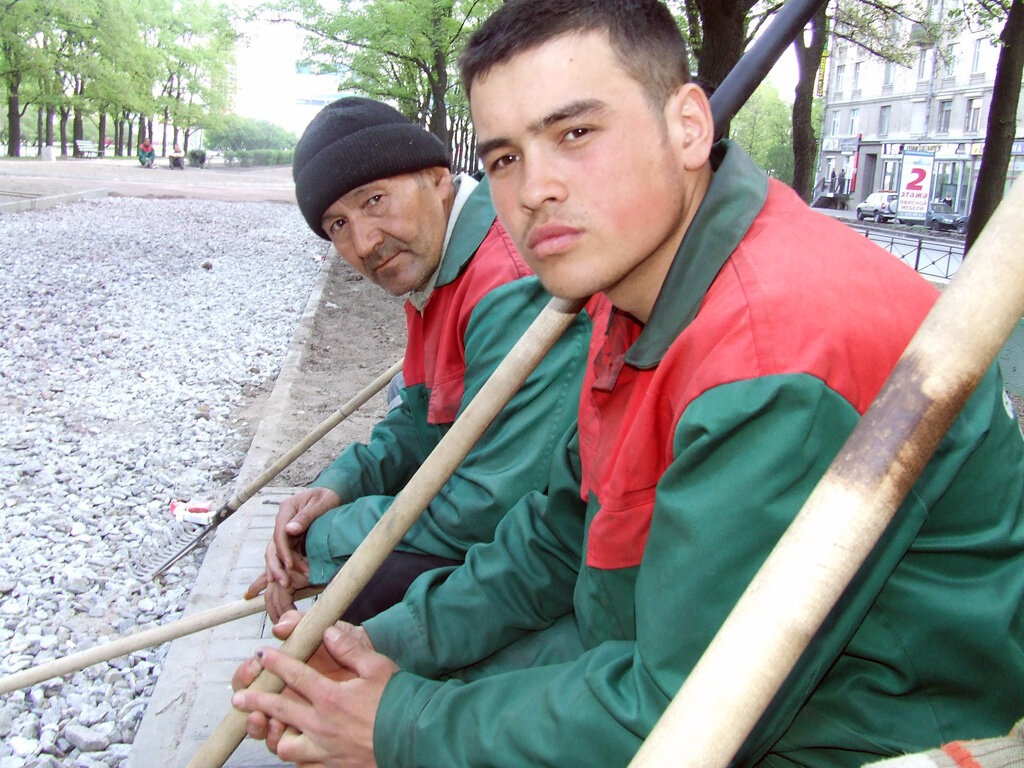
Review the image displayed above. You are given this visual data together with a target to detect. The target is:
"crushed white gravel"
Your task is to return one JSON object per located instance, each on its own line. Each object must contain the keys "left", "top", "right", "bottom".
{"left": 0, "top": 197, "right": 323, "bottom": 767}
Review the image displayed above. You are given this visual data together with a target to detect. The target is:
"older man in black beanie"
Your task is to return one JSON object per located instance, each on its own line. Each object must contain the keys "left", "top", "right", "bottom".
{"left": 246, "top": 97, "right": 589, "bottom": 623}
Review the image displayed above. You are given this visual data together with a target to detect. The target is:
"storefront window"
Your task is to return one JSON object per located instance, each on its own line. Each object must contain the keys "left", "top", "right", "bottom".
{"left": 881, "top": 159, "right": 900, "bottom": 191}
{"left": 932, "top": 161, "right": 962, "bottom": 208}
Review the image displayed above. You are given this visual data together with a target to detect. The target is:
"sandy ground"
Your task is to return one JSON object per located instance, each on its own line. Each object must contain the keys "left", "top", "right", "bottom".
{"left": 235, "top": 252, "right": 407, "bottom": 487}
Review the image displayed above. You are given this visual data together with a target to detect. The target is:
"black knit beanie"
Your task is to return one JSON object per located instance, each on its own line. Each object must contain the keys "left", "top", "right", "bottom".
{"left": 293, "top": 97, "right": 451, "bottom": 239}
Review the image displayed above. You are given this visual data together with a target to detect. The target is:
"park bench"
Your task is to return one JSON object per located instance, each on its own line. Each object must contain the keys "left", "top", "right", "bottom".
{"left": 75, "top": 140, "right": 99, "bottom": 157}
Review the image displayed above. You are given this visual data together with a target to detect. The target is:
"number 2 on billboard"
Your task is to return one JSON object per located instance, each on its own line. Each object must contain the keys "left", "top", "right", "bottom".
{"left": 906, "top": 168, "right": 927, "bottom": 191}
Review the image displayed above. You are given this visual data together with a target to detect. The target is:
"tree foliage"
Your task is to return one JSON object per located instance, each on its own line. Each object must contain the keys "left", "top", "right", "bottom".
{"left": 203, "top": 113, "right": 298, "bottom": 150}
{"left": 0, "top": 0, "right": 239, "bottom": 157}
{"left": 252, "top": 0, "right": 501, "bottom": 163}
{"left": 732, "top": 82, "right": 797, "bottom": 183}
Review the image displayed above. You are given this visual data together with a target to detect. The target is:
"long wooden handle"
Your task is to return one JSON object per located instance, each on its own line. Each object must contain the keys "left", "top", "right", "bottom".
{"left": 629, "top": 177, "right": 1024, "bottom": 767}
{"left": 0, "top": 588, "right": 323, "bottom": 696}
{"left": 186, "top": 295, "right": 584, "bottom": 768}
{"left": 222, "top": 360, "right": 403, "bottom": 513}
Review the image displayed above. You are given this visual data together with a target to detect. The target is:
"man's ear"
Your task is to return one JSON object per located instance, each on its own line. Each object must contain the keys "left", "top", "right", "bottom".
{"left": 424, "top": 165, "right": 453, "bottom": 190}
{"left": 664, "top": 83, "right": 714, "bottom": 171}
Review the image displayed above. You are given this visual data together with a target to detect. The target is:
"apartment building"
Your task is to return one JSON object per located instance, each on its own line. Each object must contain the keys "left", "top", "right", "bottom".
{"left": 817, "top": 7, "right": 1023, "bottom": 218}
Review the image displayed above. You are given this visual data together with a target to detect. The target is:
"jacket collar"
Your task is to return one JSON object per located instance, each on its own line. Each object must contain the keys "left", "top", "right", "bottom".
{"left": 625, "top": 139, "right": 768, "bottom": 369}
{"left": 435, "top": 174, "right": 497, "bottom": 289}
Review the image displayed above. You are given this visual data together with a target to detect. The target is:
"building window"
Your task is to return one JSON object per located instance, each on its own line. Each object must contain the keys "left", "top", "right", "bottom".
{"left": 964, "top": 98, "right": 981, "bottom": 132}
{"left": 848, "top": 108, "right": 860, "bottom": 136}
{"left": 937, "top": 100, "right": 952, "bottom": 133}
{"left": 830, "top": 110, "right": 841, "bottom": 137}
{"left": 853, "top": 62, "right": 861, "bottom": 90}
{"left": 972, "top": 38, "right": 983, "bottom": 73}
{"left": 882, "top": 160, "right": 900, "bottom": 190}
{"left": 834, "top": 64, "right": 845, "bottom": 93}
{"left": 879, "top": 105, "right": 891, "bottom": 135}
{"left": 918, "top": 48, "right": 930, "bottom": 80}
{"left": 884, "top": 61, "right": 895, "bottom": 86}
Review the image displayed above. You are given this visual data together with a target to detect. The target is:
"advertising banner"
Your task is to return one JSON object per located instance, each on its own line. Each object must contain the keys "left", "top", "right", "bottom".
{"left": 896, "top": 150, "right": 935, "bottom": 221}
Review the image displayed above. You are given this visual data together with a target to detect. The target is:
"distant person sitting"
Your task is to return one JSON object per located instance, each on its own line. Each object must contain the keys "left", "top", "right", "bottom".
{"left": 169, "top": 143, "right": 185, "bottom": 170}
{"left": 138, "top": 138, "right": 155, "bottom": 168}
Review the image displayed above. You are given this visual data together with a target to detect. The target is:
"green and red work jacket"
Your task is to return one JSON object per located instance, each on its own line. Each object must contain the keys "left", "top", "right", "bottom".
{"left": 364, "top": 142, "right": 1024, "bottom": 768}
{"left": 304, "top": 177, "right": 590, "bottom": 579}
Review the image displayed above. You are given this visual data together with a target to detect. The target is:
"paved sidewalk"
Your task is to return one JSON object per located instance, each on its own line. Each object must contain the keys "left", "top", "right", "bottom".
{"left": 0, "top": 155, "right": 295, "bottom": 210}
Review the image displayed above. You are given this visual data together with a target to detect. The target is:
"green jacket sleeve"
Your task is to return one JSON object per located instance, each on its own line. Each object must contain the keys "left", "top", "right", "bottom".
{"left": 305, "top": 278, "right": 590, "bottom": 579}
{"left": 369, "top": 374, "right": 901, "bottom": 768}
{"left": 364, "top": 427, "right": 586, "bottom": 678}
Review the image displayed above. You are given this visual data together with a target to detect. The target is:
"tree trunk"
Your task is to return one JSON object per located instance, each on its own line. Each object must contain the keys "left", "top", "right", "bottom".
{"left": 966, "top": 0, "right": 1024, "bottom": 251}
{"left": 37, "top": 107, "right": 44, "bottom": 154}
{"left": 791, "top": 3, "right": 828, "bottom": 202}
{"left": 98, "top": 112, "right": 107, "bottom": 157}
{"left": 45, "top": 107, "right": 54, "bottom": 146}
{"left": 162, "top": 106, "right": 170, "bottom": 155}
{"left": 691, "top": 0, "right": 751, "bottom": 90}
{"left": 689, "top": 0, "right": 756, "bottom": 137}
{"left": 6, "top": 75, "right": 22, "bottom": 157}
{"left": 427, "top": 2, "right": 451, "bottom": 145}
{"left": 73, "top": 107, "right": 84, "bottom": 157}
{"left": 58, "top": 108, "right": 70, "bottom": 156}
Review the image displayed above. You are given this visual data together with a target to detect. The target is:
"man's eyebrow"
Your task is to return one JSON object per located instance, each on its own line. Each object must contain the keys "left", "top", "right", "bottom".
{"left": 476, "top": 98, "right": 608, "bottom": 158}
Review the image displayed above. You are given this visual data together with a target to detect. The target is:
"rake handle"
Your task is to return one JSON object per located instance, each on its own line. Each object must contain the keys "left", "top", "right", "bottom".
{"left": 0, "top": 588, "right": 324, "bottom": 696}
{"left": 148, "top": 360, "right": 403, "bottom": 579}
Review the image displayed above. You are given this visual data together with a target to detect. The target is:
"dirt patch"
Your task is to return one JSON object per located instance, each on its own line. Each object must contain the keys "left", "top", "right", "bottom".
{"left": 234, "top": 253, "right": 406, "bottom": 487}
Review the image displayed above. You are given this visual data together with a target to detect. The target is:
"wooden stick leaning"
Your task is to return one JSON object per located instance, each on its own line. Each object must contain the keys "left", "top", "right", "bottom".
{"left": 149, "top": 360, "right": 404, "bottom": 578}
{"left": 629, "top": 179, "right": 1024, "bottom": 768}
{"left": 225, "top": 359, "right": 403, "bottom": 513}
{"left": 186, "top": 295, "right": 584, "bottom": 768}
{"left": 0, "top": 588, "right": 324, "bottom": 696}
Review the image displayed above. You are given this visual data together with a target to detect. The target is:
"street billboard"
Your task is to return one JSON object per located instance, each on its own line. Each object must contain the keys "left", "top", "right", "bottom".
{"left": 896, "top": 150, "right": 935, "bottom": 222}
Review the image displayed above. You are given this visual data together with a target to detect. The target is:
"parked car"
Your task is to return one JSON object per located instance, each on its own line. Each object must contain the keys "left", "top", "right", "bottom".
{"left": 856, "top": 191, "right": 899, "bottom": 223}
{"left": 925, "top": 200, "right": 968, "bottom": 234}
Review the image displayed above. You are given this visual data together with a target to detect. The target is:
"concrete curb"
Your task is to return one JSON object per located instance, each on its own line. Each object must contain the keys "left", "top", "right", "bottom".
{"left": 0, "top": 187, "right": 109, "bottom": 213}
{"left": 126, "top": 249, "right": 335, "bottom": 768}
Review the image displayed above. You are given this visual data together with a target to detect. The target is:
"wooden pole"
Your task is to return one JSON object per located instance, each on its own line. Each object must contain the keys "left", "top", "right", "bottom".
{"left": 186, "top": 296, "right": 584, "bottom": 768}
{"left": 629, "top": 177, "right": 1024, "bottom": 768}
{"left": 0, "top": 588, "right": 323, "bottom": 696}
{"left": 149, "top": 360, "right": 403, "bottom": 578}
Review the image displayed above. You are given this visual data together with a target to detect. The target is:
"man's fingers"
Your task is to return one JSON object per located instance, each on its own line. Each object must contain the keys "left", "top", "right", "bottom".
{"left": 271, "top": 610, "right": 303, "bottom": 641}
{"left": 265, "top": 583, "right": 297, "bottom": 624}
{"left": 322, "top": 624, "right": 396, "bottom": 679}
{"left": 277, "top": 725, "right": 330, "bottom": 766}
{"left": 244, "top": 571, "right": 269, "bottom": 601}
{"left": 244, "top": 710, "right": 271, "bottom": 742}
{"left": 231, "top": 655, "right": 263, "bottom": 692}
{"left": 246, "top": 647, "right": 332, "bottom": 706}
{"left": 266, "top": 536, "right": 291, "bottom": 585}
{"left": 232, "top": 663, "right": 317, "bottom": 733}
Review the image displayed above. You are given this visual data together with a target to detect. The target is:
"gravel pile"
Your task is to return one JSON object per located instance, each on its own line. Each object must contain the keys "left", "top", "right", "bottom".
{"left": 0, "top": 197, "right": 324, "bottom": 767}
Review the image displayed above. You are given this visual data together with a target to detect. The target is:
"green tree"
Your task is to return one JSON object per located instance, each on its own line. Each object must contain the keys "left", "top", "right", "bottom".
{"left": 254, "top": 0, "right": 501, "bottom": 147}
{"left": 153, "top": 0, "right": 237, "bottom": 154}
{"left": 732, "top": 82, "right": 796, "bottom": 182}
{"left": 1, "top": 0, "right": 55, "bottom": 155}
{"left": 203, "top": 113, "right": 297, "bottom": 151}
